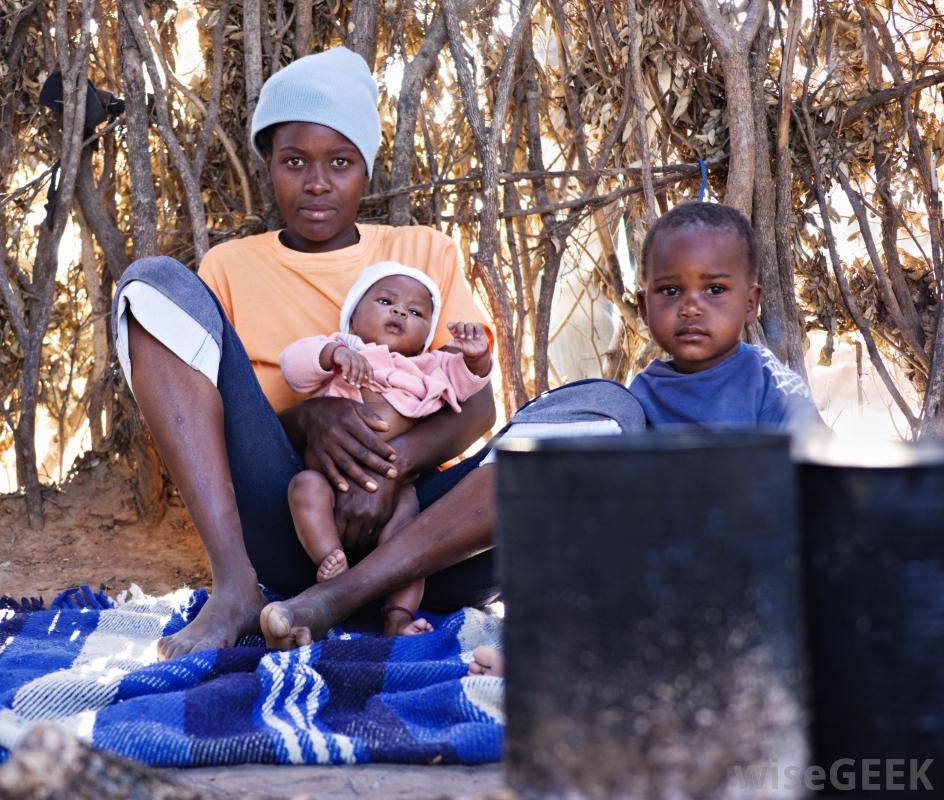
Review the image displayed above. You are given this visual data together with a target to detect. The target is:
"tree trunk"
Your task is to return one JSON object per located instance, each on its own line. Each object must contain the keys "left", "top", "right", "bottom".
{"left": 344, "top": 0, "right": 378, "bottom": 67}
{"left": 13, "top": 407, "right": 42, "bottom": 529}
{"left": 131, "top": 419, "right": 167, "bottom": 524}
{"left": 691, "top": 0, "right": 767, "bottom": 217}
{"left": 921, "top": 306, "right": 944, "bottom": 438}
{"left": 388, "top": 11, "right": 448, "bottom": 226}
{"left": 294, "top": 0, "right": 313, "bottom": 58}
{"left": 75, "top": 151, "right": 128, "bottom": 282}
{"left": 118, "top": 0, "right": 158, "bottom": 261}
{"left": 445, "top": 0, "right": 531, "bottom": 415}
{"left": 625, "top": 0, "right": 656, "bottom": 225}
{"left": 773, "top": 0, "right": 807, "bottom": 377}
{"left": 77, "top": 213, "right": 110, "bottom": 451}
{"left": 13, "top": 0, "right": 95, "bottom": 527}
{"left": 749, "top": 16, "right": 794, "bottom": 366}
{"left": 718, "top": 54, "right": 756, "bottom": 217}
{"left": 242, "top": 0, "right": 273, "bottom": 217}
{"left": 124, "top": 0, "right": 209, "bottom": 262}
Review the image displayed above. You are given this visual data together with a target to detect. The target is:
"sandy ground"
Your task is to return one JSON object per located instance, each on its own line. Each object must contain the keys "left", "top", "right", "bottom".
{"left": 0, "top": 460, "right": 209, "bottom": 602}
{"left": 167, "top": 763, "right": 507, "bottom": 799}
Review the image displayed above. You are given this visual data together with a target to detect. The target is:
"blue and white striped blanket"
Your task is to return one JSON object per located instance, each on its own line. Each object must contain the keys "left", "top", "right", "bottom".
{"left": 0, "top": 586, "right": 504, "bottom": 766}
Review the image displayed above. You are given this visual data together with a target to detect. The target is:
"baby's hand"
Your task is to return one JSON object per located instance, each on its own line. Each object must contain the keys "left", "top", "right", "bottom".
{"left": 446, "top": 322, "right": 491, "bottom": 375}
{"left": 332, "top": 346, "right": 374, "bottom": 388}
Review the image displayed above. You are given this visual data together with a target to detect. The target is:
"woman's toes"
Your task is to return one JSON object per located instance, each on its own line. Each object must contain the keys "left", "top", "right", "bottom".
{"left": 261, "top": 602, "right": 292, "bottom": 640}
{"left": 292, "top": 626, "right": 313, "bottom": 647}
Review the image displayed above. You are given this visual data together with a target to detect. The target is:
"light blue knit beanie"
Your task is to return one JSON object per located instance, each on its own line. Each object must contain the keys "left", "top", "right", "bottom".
{"left": 250, "top": 47, "right": 380, "bottom": 177}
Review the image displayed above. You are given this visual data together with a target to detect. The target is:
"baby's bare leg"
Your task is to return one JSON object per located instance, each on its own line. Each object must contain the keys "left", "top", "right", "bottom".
{"left": 377, "top": 486, "right": 431, "bottom": 636}
{"left": 261, "top": 464, "right": 496, "bottom": 650}
{"left": 288, "top": 470, "right": 347, "bottom": 582}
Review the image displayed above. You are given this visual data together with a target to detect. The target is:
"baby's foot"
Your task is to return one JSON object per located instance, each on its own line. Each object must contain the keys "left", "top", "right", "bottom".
{"left": 468, "top": 646, "right": 505, "bottom": 677}
{"left": 316, "top": 549, "right": 348, "bottom": 582}
{"left": 397, "top": 617, "right": 434, "bottom": 636}
{"left": 383, "top": 607, "right": 427, "bottom": 637}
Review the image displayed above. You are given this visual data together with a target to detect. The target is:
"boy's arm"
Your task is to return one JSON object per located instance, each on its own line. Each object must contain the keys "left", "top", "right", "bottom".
{"left": 756, "top": 352, "right": 825, "bottom": 435}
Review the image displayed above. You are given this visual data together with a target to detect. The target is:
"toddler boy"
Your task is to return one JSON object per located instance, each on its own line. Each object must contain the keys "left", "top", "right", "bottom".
{"left": 629, "top": 202, "right": 821, "bottom": 433}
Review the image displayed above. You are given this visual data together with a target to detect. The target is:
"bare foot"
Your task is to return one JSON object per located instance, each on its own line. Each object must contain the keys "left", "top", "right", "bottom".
{"left": 157, "top": 585, "right": 268, "bottom": 661}
{"left": 383, "top": 607, "right": 423, "bottom": 637}
{"left": 468, "top": 645, "right": 504, "bottom": 677}
{"left": 260, "top": 587, "right": 337, "bottom": 650}
{"left": 396, "top": 618, "right": 434, "bottom": 636}
{"left": 316, "top": 549, "right": 348, "bottom": 582}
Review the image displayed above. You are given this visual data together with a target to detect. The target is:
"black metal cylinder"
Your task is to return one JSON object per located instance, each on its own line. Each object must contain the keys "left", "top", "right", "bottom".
{"left": 496, "top": 432, "right": 808, "bottom": 799}
{"left": 800, "top": 444, "right": 944, "bottom": 798}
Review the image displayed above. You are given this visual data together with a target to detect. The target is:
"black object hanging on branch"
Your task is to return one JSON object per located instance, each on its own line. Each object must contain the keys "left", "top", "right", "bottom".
{"left": 38, "top": 72, "right": 125, "bottom": 229}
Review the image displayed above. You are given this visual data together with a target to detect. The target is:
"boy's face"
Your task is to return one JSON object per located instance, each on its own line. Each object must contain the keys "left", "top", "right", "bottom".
{"left": 349, "top": 275, "right": 434, "bottom": 357}
{"left": 637, "top": 226, "right": 761, "bottom": 374}
{"left": 266, "top": 122, "right": 369, "bottom": 253}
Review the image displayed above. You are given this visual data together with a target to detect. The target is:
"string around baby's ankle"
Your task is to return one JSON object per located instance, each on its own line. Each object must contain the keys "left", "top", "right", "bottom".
{"left": 380, "top": 604, "right": 414, "bottom": 621}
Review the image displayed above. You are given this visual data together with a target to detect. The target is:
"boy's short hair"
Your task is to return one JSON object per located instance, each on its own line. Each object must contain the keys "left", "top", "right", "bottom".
{"left": 640, "top": 202, "right": 758, "bottom": 281}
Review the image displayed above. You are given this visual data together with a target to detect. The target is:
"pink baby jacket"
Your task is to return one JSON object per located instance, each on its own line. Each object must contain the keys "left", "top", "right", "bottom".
{"left": 279, "top": 333, "right": 491, "bottom": 418}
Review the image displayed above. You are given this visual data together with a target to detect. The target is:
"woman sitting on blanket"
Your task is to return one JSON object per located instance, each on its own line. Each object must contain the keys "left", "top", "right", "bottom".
{"left": 114, "top": 47, "right": 643, "bottom": 658}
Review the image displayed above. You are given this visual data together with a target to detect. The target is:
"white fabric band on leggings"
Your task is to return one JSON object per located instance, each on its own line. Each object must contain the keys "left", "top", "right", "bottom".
{"left": 478, "top": 420, "right": 621, "bottom": 466}
{"left": 115, "top": 281, "right": 222, "bottom": 394}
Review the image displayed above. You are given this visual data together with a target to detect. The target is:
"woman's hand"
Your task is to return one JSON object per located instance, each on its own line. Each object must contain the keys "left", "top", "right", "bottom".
{"left": 333, "top": 471, "right": 401, "bottom": 551}
{"left": 282, "top": 397, "right": 397, "bottom": 492}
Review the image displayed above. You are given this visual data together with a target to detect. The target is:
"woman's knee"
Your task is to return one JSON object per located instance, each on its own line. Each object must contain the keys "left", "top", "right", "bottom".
{"left": 113, "top": 257, "right": 226, "bottom": 392}
{"left": 121, "top": 255, "right": 190, "bottom": 278}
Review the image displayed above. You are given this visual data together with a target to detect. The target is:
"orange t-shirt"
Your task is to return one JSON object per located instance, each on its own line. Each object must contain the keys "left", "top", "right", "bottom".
{"left": 198, "top": 225, "right": 492, "bottom": 413}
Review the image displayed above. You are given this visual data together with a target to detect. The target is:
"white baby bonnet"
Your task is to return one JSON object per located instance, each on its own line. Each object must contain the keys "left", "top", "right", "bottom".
{"left": 339, "top": 261, "right": 443, "bottom": 352}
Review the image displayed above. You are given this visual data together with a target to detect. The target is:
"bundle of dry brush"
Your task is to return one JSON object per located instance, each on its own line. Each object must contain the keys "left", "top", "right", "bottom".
{"left": 1, "top": 0, "right": 942, "bottom": 527}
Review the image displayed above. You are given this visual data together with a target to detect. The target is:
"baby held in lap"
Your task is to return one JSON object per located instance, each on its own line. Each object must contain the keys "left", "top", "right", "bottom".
{"left": 280, "top": 262, "right": 492, "bottom": 636}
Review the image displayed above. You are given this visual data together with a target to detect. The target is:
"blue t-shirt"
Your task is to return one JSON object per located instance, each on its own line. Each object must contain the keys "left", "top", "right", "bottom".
{"left": 628, "top": 343, "right": 821, "bottom": 432}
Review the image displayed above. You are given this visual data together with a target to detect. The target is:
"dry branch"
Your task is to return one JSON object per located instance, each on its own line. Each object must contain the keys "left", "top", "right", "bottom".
{"left": 836, "top": 165, "right": 926, "bottom": 367}
{"left": 127, "top": 0, "right": 209, "bottom": 261}
{"left": 445, "top": 0, "right": 534, "bottom": 415}
{"left": 118, "top": 0, "right": 158, "bottom": 260}
{"left": 625, "top": 0, "right": 656, "bottom": 225}
{"left": 690, "top": 0, "right": 767, "bottom": 215}
{"left": 798, "top": 91, "right": 918, "bottom": 433}
{"left": 389, "top": 9, "right": 450, "bottom": 226}
{"left": 773, "top": 0, "right": 807, "bottom": 376}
